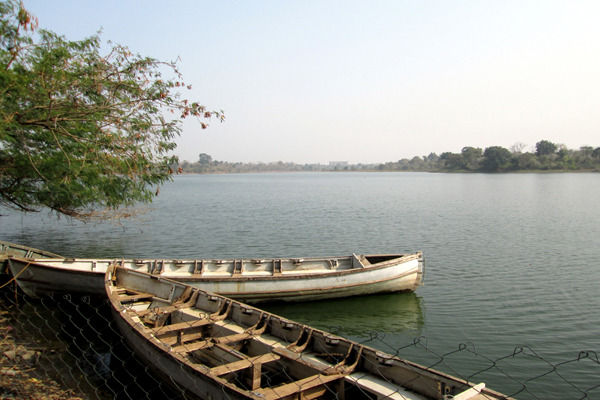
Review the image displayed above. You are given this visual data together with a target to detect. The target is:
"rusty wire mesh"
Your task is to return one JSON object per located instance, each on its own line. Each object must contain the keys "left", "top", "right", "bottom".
{"left": 1, "top": 281, "right": 598, "bottom": 400}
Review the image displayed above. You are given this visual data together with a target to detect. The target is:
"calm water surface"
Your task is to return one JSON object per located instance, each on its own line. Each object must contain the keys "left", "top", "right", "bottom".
{"left": 2, "top": 172, "right": 599, "bottom": 399}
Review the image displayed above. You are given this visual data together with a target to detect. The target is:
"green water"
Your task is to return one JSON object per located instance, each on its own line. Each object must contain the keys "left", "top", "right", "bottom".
{"left": 2, "top": 172, "right": 599, "bottom": 399}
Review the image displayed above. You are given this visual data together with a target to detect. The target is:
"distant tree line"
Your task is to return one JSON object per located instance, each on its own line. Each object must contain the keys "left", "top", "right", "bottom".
{"left": 177, "top": 140, "right": 600, "bottom": 174}
{"left": 380, "top": 140, "right": 600, "bottom": 172}
{"left": 177, "top": 153, "right": 378, "bottom": 173}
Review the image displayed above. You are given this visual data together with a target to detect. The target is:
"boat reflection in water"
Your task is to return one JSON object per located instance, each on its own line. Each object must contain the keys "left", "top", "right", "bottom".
{"left": 261, "top": 292, "right": 424, "bottom": 340}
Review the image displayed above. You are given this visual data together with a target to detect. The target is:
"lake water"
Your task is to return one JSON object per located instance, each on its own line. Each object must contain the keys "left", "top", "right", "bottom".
{"left": 2, "top": 172, "right": 599, "bottom": 399}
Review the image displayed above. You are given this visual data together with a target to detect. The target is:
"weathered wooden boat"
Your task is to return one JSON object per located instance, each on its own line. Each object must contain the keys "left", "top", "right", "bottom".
{"left": 8, "top": 252, "right": 424, "bottom": 302}
{"left": 106, "top": 266, "right": 512, "bottom": 400}
{"left": 0, "top": 240, "right": 61, "bottom": 275}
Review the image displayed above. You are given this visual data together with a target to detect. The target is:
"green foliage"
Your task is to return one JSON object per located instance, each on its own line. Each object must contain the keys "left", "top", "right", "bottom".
{"left": 535, "top": 140, "right": 558, "bottom": 157}
{"left": 482, "top": 146, "right": 512, "bottom": 171}
{"left": 439, "top": 152, "right": 465, "bottom": 171}
{"left": 461, "top": 147, "right": 483, "bottom": 171}
{"left": 198, "top": 153, "right": 213, "bottom": 165}
{"left": 177, "top": 141, "right": 600, "bottom": 175}
{"left": 378, "top": 142, "right": 600, "bottom": 173}
{"left": 0, "top": 1, "right": 222, "bottom": 220}
{"left": 515, "top": 152, "right": 541, "bottom": 170}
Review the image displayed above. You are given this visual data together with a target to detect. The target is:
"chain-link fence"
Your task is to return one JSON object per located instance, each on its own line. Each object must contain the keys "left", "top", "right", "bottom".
{"left": 1, "top": 279, "right": 598, "bottom": 400}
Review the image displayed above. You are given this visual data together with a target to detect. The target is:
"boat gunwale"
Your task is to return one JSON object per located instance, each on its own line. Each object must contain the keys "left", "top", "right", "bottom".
{"left": 0, "top": 240, "right": 62, "bottom": 257}
{"left": 7, "top": 252, "right": 423, "bottom": 282}
{"left": 0, "top": 240, "right": 62, "bottom": 274}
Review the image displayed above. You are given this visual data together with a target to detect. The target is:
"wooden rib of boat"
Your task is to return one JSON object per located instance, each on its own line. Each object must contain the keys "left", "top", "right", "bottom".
{"left": 106, "top": 266, "right": 512, "bottom": 400}
{"left": 8, "top": 252, "right": 424, "bottom": 303}
{"left": 0, "top": 240, "right": 61, "bottom": 275}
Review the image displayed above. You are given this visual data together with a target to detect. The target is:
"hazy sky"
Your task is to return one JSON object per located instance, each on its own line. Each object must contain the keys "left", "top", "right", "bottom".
{"left": 25, "top": 1, "right": 600, "bottom": 164}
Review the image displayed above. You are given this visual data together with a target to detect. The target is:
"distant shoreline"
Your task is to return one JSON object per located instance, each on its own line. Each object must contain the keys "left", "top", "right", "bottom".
{"left": 176, "top": 168, "right": 599, "bottom": 175}
{"left": 179, "top": 142, "right": 600, "bottom": 174}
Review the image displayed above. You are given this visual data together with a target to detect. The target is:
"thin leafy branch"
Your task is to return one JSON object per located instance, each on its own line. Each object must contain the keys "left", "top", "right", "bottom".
{"left": 0, "top": 0, "right": 224, "bottom": 221}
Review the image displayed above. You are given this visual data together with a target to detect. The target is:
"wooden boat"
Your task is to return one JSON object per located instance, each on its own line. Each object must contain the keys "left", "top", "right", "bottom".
{"left": 0, "top": 240, "right": 61, "bottom": 275}
{"left": 106, "top": 265, "right": 512, "bottom": 400}
{"left": 8, "top": 252, "right": 424, "bottom": 302}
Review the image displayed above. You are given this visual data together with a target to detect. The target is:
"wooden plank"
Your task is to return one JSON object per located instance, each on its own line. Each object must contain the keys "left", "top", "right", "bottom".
{"left": 233, "top": 259, "right": 243, "bottom": 274}
{"left": 300, "top": 386, "right": 329, "bottom": 400}
{"left": 151, "top": 318, "right": 213, "bottom": 335}
{"left": 210, "top": 353, "right": 281, "bottom": 376}
{"left": 135, "top": 304, "right": 184, "bottom": 317}
{"left": 212, "top": 332, "right": 253, "bottom": 345}
{"left": 272, "top": 347, "right": 340, "bottom": 375}
{"left": 452, "top": 383, "right": 486, "bottom": 400}
{"left": 158, "top": 330, "right": 205, "bottom": 346}
{"left": 134, "top": 299, "right": 205, "bottom": 318}
{"left": 192, "top": 259, "right": 204, "bottom": 274}
{"left": 248, "top": 361, "right": 262, "bottom": 391}
{"left": 344, "top": 373, "right": 429, "bottom": 400}
{"left": 171, "top": 339, "right": 214, "bottom": 353}
{"left": 118, "top": 293, "right": 154, "bottom": 303}
{"left": 273, "top": 259, "right": 282, "bottom": 275}
{"left": 255, "top": 373, "right": 344, "bottom": 400}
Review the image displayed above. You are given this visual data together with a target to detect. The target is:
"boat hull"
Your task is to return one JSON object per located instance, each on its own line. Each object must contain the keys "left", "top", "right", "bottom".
{"left": 106, "top": 266, "right": 512, "bottom": 400}
{"left": 8, "top": 253, "right": 424, "bottom": 302}
{"left": 0, "top": 240, "right": 61, "bottom": 274}
{"left": 110, "top": 313, "right": 252, "bottom": 400}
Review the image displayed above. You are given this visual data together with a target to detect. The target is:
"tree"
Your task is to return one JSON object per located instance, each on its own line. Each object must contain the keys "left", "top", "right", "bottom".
{"left": 407, "top": 156, "right": 424, "bottom": 170}
{"left": 557, "top": 144, "right": 571, "bottom": 159}
{"left": 510, "top": 142, "right": 527, "bottom": 154}
{"left": 482, "top": 146, "right": 512, "bottom": 171}
{"left": 461, "top": 146, "right": 482, "bottom": 170}
{"left": 439, "top": 152, "right": 464, "bottom": 170}
{"left": 535, "top": 140, "right": 558, "bottom": 157}
{"left": 579, "top": 146, "right": 594, "bottom": 156}
{"left": 515, "top": 152, "right": 541, "bottom": 170}
{"left": 198, "top": 153, "right": 213, "bottom": 165}
{"left": 0, "top": 1, "right": 223, "bottom": 220}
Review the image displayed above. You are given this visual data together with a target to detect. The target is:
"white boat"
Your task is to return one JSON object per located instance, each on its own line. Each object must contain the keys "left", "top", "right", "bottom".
{"left": 0, "top": 240, "right": 61, "bottom": 275}
{"left": 106, "top": 265, "right": 511, "bottom": 400}
{"left": 8, "top": 252, "right": 424, "bottom": 302}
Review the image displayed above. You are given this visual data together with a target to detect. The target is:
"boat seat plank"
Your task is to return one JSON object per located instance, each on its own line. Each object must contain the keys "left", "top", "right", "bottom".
{"left": 158, "top": 331, "right": 205, "bottom": 346}
{"left": 452, "top": 383, "right": 486, "bottom": 400}
{"left": 210, "top": 353, "right": 281, "bottom": 376}
{"left": 135, "top": 305, "right": 179, "bottom": 317}
{"left": 345, "top": 373, "right": 429, "bottom": 400}
{"left": 254, "top": 373, "right": 344, "bottom": 400}
{"left": 131, "top": 291, "right": 200, "bottom": 320}
{"left": 135, "top": 302, "right": 200, "bottom": 317}
{"left": 212, "top": 332, "right": 253, "bottom": 345}
{"left": 151, "top": 318, "right": 213, "bottom": 334}
{"left": 172, "top": 339, "right": 214, "bottom": 353}
{"left": 118, "top": 293, "right": 155, "bottom": 303}
{"left": 272, "top": 347, "right": 341, "bottom": 375}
